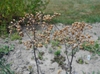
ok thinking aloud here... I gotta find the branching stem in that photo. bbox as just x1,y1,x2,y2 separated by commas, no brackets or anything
70,49,74,74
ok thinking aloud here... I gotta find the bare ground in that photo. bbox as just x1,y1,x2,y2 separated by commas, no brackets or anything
1,23,100,74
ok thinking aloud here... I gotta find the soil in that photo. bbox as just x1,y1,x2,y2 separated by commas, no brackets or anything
0,23,100,74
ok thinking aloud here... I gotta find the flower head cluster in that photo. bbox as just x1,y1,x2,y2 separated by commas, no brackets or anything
52,22,93,49
9,11,93,50
8,12,60,48
43,12,61,21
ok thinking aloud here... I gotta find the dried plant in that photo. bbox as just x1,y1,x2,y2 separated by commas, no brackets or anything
8,12,60,74
52,22,93,74
9,12,93,74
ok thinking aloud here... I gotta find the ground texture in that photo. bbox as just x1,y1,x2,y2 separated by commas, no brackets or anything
1,23,100,74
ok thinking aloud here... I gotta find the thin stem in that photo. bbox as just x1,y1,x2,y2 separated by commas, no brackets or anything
33,47,39,74
70,48,74,74
33,29,40,74
55,24,60,30
65,44,70,65
25,30,33,42
70,49,74,66
24,28,40,74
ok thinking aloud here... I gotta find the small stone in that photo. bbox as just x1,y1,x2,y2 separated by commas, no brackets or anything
49,68,55,72
16,50,20,53
87,55,91,60
26,61,30,65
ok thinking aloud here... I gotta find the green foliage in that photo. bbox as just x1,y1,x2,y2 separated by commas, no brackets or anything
0,59,14,74
0,0,49,20
0,44,14,74
38,52,44,60
51,55,65,66
18,40,22,44
0,44,14,58
38,54,43,60
82,71,100,74
25,0,49,14
82,41,100,55
76,58,84,64
51,40,59,47
0,0,49,36
54,49,61,56
98,36,100,40
28,65,34,73
45,0,100,24
10,32,22,41
0,21,8,37
4,38,9,43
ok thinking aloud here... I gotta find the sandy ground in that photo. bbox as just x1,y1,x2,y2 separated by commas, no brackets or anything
1,23,100,74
